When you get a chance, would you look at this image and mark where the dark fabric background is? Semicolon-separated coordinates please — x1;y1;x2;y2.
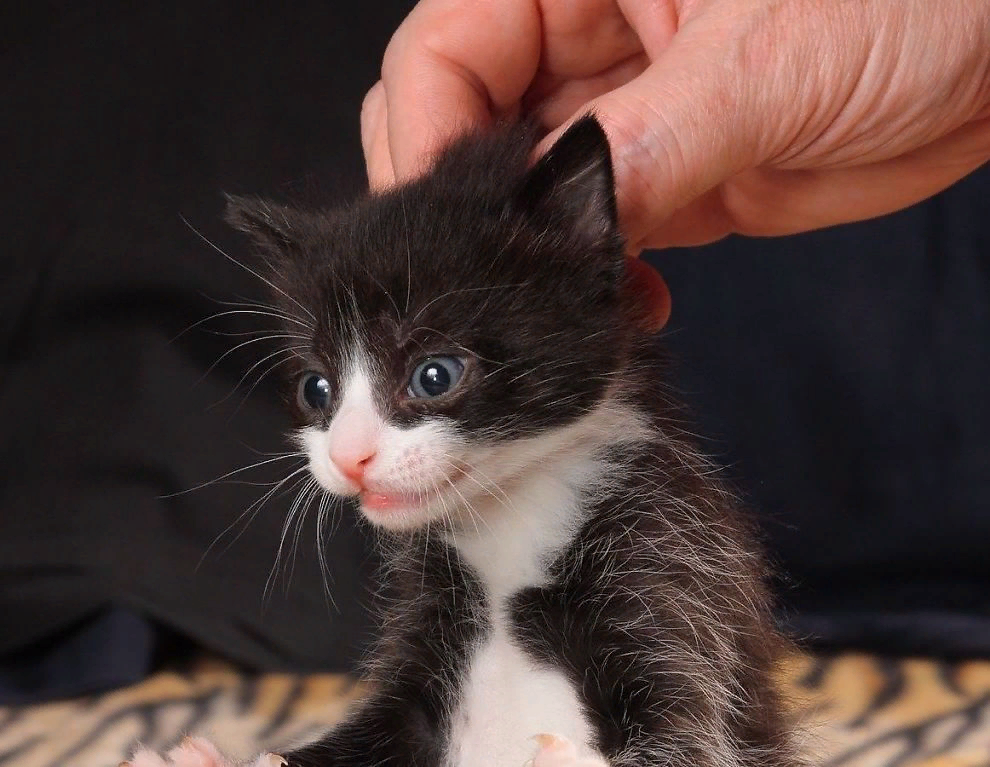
2;2;988;703
647;169;990;656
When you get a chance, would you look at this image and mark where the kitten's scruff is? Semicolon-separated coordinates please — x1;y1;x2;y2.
129;118;796;767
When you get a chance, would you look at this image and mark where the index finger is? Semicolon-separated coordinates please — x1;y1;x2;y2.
380;0;544;182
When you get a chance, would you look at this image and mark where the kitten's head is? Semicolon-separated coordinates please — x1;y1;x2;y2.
226;117;664;532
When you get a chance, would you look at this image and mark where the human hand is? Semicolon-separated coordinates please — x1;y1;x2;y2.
361;0;990;252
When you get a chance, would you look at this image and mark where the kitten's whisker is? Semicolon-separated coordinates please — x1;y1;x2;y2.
239;445;306;458
480;360;518;380
325;493;345;540
455;471;515;519
199;333;304;383
209;298;302;314
449;456;516;512
406;326;503;366
200;328;311;341
234;351;305;413
202;294;315;330
420;505;431;596
266;475;319;602
211;346;307;412
315;491;342;609
400;195;412;313
443;476;493;539
325;268;349;339
446;477;483;538
283;492;307;593
506;364;544;385
409;283;529;325
452;469;529;536
159;453;307;498
181;215;317;323
286;479;324;595
170;309;312;343
363;269;403;325
344;281;363;335
430;481;463;607
576;328;610;343
197;463;310;569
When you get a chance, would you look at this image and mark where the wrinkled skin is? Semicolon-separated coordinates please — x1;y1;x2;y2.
362;0;990;251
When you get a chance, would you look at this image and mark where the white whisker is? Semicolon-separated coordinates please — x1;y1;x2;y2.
181;215;317;323
196;462;310;569
160;453;307;498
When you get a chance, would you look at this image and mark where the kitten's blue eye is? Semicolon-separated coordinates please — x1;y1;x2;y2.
408;357;465;399
299;372;332;410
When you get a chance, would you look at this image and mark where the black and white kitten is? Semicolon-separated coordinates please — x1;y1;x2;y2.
129;117;796;767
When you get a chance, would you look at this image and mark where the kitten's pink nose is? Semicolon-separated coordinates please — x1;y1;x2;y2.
328;402;380;488
330;445;376;486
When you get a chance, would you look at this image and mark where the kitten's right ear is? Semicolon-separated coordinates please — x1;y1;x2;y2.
515;116;619;246
224;194;303;253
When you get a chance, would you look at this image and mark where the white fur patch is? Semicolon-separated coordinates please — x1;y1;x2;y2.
444;399;650;767
446;617;597;767
449;397;650;597
445;445;598;767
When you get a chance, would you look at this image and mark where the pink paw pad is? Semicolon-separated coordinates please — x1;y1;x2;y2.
531;734;609;767
124;737;286;767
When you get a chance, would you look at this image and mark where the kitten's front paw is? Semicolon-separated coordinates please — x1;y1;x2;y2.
530;734;608;767
125;737;286;767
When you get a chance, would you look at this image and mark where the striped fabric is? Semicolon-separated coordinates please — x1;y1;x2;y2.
3;653;990;767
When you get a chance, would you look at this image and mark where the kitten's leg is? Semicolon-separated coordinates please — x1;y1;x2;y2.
124;662;449;767
530;734;609;767
126;736;285;767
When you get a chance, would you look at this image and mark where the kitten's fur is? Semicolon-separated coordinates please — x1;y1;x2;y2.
131;118;795;767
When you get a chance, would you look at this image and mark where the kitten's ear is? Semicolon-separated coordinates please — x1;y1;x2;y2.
516;116;618;244
224;194;306;253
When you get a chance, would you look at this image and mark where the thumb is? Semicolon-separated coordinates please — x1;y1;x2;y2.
537;25;762;249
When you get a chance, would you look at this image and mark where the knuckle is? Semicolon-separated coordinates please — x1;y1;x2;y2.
380;15;414;83
380;37;402;83
597;96;686;225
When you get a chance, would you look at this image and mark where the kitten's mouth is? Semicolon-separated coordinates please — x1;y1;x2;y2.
360;489;428;513
357;488;438;531
357;468;471;529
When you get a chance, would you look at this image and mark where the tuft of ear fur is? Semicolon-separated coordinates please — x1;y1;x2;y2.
224;194;307;253
223;194;326;316
516;116;619;245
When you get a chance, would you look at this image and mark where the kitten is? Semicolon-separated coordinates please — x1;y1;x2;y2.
128;117;796;767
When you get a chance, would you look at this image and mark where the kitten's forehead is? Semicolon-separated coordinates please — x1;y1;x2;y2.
307;204;624;376
322;216;583;338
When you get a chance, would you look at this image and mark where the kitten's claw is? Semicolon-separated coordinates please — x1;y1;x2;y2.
531;733;608;767
123;737;285;767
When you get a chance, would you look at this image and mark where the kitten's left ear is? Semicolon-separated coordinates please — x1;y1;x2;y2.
224;194;308;254
516;116;619;244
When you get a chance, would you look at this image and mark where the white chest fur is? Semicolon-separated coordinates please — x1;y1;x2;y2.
446;611;594;767
444;457;605;767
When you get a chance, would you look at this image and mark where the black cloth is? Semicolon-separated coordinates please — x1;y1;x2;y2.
647;170;990;656
0;608;154;705
1;1;988;703
1;1;412;702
